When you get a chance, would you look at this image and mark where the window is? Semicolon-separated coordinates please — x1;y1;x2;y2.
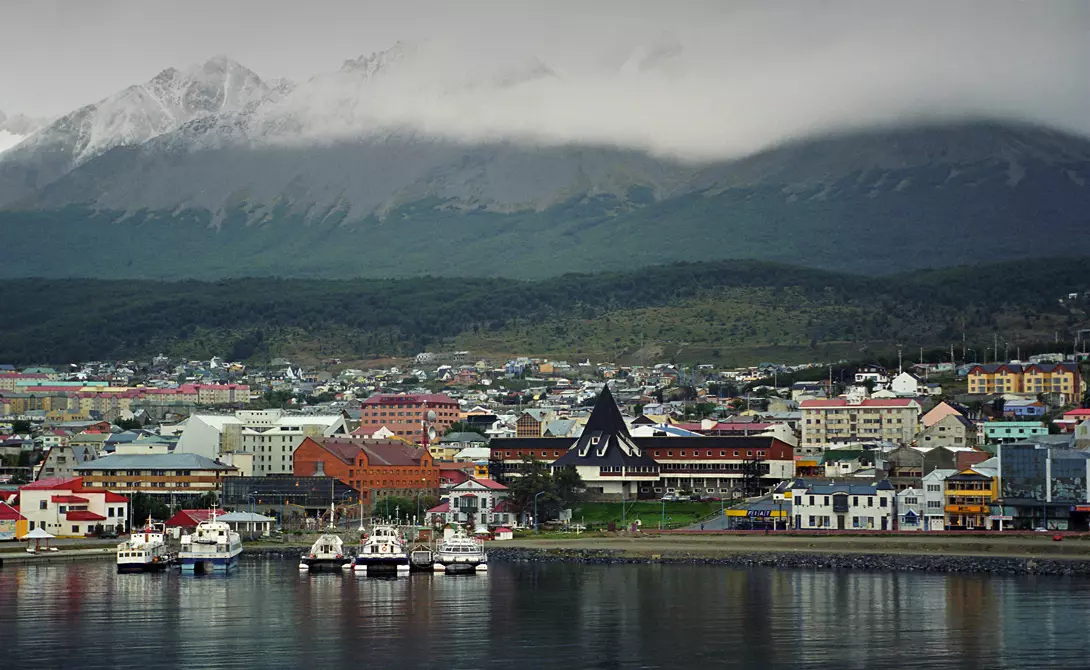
823;496;829;506
72;525;79;533
880;498;887;507
809;496;814;506
853;496;858;507
808;515;815;527
868;498;874;507
39;500;47;510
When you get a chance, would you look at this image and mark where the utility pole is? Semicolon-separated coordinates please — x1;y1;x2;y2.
897;345;903;375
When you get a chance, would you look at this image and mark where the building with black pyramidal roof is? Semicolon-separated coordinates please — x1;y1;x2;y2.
552;386;659;499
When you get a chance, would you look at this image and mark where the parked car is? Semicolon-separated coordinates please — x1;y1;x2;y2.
661;493;679;502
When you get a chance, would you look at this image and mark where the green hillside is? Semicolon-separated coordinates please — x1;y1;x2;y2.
1;258;1087;366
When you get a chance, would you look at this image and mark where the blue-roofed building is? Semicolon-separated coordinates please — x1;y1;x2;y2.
789;479;895;530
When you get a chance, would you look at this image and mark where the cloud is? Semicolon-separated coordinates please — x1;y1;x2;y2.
255;1;1090;161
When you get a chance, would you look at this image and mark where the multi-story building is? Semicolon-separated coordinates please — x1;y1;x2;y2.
789;480;895;530
173;409;348;475
967;362;1082;404
292;437;439;504
943;465;998;530
426;478;514;528
17;476;129;537
75;453;237;496
358;393;459;444
896;487;924;530
516;409;555;437
980;421;1048;445
34;444;98;480
799;397;922;454
996;442;1090;530
922;469;957;530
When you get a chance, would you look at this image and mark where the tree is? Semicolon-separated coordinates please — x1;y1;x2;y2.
11;420;31;433
115;418;142;431
505;456;586;525
130;493;170;525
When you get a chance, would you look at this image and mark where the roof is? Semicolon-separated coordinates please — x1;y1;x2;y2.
0;501;24;520
51;495;88;503
440;432;488;443
74;452;234;471
104;492;128;503
361;393;457;406
795;482;888;495
20;476;83;491
801;398;919;408
426;502;450;513
553;387;659;469
309;437;429;467
165;509;224;527
66;510;107;521
471;478;508;490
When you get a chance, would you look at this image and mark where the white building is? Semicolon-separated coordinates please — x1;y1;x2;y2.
17;476;129;537
426;478;514;529
173;409;348;475
890;372;924;397
896;486;924;530
789;480;895;530
922;468;957;530
799;398;922;455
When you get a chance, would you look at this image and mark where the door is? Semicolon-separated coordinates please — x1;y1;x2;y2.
881;517;888;531
837;515;845;530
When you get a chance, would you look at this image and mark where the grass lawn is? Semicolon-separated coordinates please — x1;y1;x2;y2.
572;502;724;529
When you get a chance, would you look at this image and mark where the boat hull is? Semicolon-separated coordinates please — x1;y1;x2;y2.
299;557;353;572
117;559;173;573
353;556;410;574
179;552;241;574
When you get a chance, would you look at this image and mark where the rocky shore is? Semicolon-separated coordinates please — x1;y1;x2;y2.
486;547;1090;576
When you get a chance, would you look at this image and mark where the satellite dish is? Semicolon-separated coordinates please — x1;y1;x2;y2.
427;426;437;442
426;410;437;423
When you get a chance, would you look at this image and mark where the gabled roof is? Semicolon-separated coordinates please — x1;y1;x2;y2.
553;387;658;469
426;502;450;513
0;501;24;520
74;452;233;471
66;510;106;521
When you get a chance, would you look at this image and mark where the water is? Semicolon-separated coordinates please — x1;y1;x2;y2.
3;558;1090;669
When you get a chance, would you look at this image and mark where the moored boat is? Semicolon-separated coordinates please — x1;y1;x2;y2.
433;529;488;573
299;532;353;572
117;520;175;572
179;512;242;574
352;526;409;575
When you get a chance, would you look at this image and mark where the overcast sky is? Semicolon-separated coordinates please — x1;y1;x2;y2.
2;0;1088;158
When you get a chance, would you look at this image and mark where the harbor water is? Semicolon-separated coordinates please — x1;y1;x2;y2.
3;558;1090;668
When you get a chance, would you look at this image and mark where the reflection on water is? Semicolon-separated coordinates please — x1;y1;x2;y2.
2;558;1090;669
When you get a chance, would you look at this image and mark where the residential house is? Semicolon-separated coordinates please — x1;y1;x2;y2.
981;421;1048;445
35;444;98;480
789;480;896;530
896;487;924;530
821;449;875;478
854;365;891;389
432;431;487;461
516;409;555;437
890;372;924;397
922;469;957;530
427;478;513;528
17;477;129;537
915;413;978;449
967;362;1082;404
1002;399;1046;419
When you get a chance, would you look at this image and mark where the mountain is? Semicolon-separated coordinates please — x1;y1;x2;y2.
0;56;283;205
0;46;1089;279
0;110;48;155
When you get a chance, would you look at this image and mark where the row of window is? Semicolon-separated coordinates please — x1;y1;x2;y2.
801;495;888;508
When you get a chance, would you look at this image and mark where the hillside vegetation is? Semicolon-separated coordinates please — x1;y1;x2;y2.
0;258;1087;365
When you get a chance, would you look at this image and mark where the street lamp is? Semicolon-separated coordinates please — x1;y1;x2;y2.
661;497;666;530
338;491;354;528
534;491;546;533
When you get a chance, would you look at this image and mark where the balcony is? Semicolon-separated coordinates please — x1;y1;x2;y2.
945;487;992;496
945;504;989;514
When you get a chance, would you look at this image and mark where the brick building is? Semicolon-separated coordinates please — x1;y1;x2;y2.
293;437;439;503
358;393;460;444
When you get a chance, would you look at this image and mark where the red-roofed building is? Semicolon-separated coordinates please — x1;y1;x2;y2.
293;437;439;504
433;478;513;529
16;476;129;537
800;397;922;455
358;393;460;445
165;509;224;528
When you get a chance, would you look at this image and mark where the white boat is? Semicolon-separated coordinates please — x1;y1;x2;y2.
352;526;409;575
299;532;353;572
117;520;175;572
433;529;488;573
179;513;242;574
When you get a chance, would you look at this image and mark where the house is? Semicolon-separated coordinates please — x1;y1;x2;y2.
790;382;827;401
921;469;957;530
516;409;555;437
820;449;874;478
915;413;977;449
980;421;1048;445
427;478;514;529
944;465;998;530
292;437;439;503
35;443;98;480
789;480;895;530
854;365;890;389
896;487;924;530
432;431;487;461
967;362;1082;404
1002;398;1046;419
349;425;398;440
890;372;924;397
75;452;237;496
17;477;129;537
885;446;960;489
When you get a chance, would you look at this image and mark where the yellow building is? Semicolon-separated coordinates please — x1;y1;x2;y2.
968;362;1082;404
944;466;998;530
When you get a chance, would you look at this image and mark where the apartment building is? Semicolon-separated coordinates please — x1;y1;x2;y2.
967;362;1082;404
75;453;236;496
799;398;922;454
358;393;459;444
789;480;895;530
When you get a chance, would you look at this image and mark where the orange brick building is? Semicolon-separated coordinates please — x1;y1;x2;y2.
358;393;459;444
293;437;439;503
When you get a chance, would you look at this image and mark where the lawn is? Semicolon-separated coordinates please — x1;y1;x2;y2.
572;501;724;530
